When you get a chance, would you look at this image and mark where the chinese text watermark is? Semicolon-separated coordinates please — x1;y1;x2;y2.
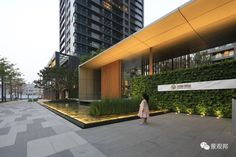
200;142;228;150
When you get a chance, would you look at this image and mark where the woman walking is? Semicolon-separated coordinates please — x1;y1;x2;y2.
138;93;150;124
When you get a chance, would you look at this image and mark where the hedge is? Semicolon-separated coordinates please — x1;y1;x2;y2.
28;98;38;102
131;60;236;118
89;98;158;116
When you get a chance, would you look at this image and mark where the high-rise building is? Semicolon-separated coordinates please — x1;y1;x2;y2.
59;0;144;57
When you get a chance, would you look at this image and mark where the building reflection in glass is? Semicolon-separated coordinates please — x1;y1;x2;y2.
122;57;142;98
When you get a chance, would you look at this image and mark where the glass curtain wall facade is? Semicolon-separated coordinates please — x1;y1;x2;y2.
122;58;142;97
141;43;236;75
59;0;144;57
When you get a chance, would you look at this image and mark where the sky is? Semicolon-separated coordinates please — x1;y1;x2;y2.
0;0;190;83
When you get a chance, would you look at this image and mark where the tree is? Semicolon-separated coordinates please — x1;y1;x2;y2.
0;57;8;101
6;67;21;100
0;56;25;101
34;67;70;100
13;77;25;100
67;67;79;98
80;48;105;63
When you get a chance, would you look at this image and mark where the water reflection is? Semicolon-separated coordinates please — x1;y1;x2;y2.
46;102;89;116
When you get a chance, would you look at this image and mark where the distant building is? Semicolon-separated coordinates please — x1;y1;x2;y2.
59;0;144;56
0;83;42;100
22;84;43;99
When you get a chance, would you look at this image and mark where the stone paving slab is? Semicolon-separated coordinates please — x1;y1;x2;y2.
76;113;236;157
0;101;105;157
27;137;55;157
0;101;236;157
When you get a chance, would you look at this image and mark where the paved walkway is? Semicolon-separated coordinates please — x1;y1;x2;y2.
0;101;236;157
0;101;105;157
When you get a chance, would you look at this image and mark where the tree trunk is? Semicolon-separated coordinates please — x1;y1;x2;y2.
1;75;3;102
10;79;13;101
17;86;19;99
59;91;62;100
4;82;6;101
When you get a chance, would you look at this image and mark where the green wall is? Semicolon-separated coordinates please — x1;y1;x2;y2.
131;60;236;118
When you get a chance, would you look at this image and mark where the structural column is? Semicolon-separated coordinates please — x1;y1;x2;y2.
149;47;153;76
233;97;236;135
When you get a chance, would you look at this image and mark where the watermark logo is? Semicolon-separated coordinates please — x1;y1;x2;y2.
200;142;210;150
171;84;176;90
200;142;228;150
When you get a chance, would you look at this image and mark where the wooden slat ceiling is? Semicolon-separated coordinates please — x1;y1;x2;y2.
80;0;236;69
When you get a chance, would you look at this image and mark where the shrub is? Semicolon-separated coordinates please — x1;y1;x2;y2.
196;103;207;116
89;98;159;116
186;108;193;115
28;98;38;102
213;106;224;118
173;103;181;113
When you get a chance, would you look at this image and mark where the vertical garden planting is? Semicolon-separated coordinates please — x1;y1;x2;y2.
131;60;236;118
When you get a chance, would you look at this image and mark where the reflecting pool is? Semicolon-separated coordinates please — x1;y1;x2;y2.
42;101;168;125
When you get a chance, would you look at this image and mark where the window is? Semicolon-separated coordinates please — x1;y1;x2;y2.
76;5;88;15
141;56;149;76
134;8;142;16
135;20;142;27
104;27;111;35
122;58;142;97
75;44;87;54
103;1;112;10
134;14;142;21
91;23;100;31
91;14;100;22
104;19;111;26
91;41;100;48
92;0;101;4
104;10;111;18
77;0;87;6
91;5;100;13
77;35;87;44
91;32;100;40
77;25;87;33
123;6;128;12
136;0;143;4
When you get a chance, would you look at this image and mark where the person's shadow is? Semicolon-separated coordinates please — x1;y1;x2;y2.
146;121;160;127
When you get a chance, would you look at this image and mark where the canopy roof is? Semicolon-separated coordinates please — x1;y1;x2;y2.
80;0;236;69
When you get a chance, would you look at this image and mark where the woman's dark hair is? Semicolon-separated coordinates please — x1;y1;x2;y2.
142;93;149;104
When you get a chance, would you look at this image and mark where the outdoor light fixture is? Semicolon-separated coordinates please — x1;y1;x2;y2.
187;112;192;116
215;110;223;119
200;112;206;117
186;108;193;116
175;107;180;114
